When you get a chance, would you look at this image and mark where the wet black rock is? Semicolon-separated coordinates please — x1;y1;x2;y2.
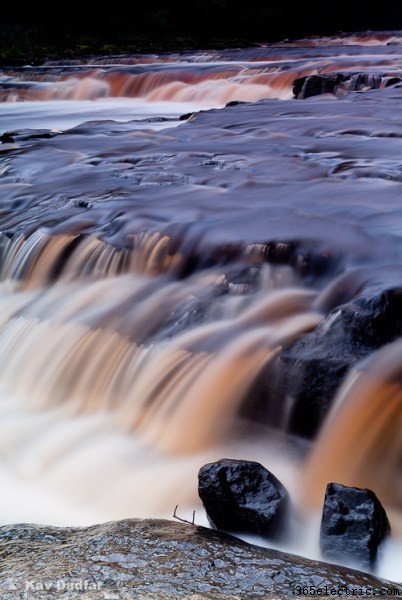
245;286;402;439
0;132;15;144
293;72;385;99
286;287;402;437
198;458;289;538
74;199;93;209
225;100;247;106
1;518;400;599
0;129;58;143
320;483;391;569
261;239;342;281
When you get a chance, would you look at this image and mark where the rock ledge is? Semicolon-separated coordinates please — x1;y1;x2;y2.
0;518;400;599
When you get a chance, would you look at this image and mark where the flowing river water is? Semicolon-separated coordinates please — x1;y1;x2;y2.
1;31;402;581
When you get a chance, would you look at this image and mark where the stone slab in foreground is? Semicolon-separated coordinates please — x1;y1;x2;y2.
0;519;401;599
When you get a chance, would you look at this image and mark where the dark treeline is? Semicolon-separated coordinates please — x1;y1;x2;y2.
2;1;402;62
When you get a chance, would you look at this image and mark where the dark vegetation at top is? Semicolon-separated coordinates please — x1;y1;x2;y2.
1;1;402;63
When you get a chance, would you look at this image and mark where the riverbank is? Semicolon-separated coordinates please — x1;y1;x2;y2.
2;2;402;66
0;30;262;66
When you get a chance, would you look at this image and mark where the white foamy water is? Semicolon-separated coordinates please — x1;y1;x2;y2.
0;389;400;583
0;390;300;527
0;98;203;132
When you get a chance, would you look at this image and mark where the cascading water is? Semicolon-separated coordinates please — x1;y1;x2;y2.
1;31;402;582
302;340;402;514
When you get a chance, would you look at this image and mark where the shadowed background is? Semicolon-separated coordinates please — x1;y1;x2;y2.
2;1;402;62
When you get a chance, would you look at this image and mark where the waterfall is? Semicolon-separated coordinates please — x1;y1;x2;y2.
1;31;402;582
0;229;321;451
301;340;402;522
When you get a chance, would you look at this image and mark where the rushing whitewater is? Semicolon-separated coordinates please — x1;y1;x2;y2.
1;31;402;581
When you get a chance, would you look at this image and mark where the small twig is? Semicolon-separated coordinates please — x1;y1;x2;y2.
173;504;196;525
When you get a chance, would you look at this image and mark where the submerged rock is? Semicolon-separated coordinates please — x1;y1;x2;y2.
285;287;402;437
0;129;59;143
245;286;402;439
320;482;391;570
198;458;289;538
260;238;342;283
0;518;400;599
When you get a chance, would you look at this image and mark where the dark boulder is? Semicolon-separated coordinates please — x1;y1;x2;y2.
243;286;402;439
285;286;402;437
293;72;385;99
198;458;289;539
293;73;351;99
320;482;391;569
